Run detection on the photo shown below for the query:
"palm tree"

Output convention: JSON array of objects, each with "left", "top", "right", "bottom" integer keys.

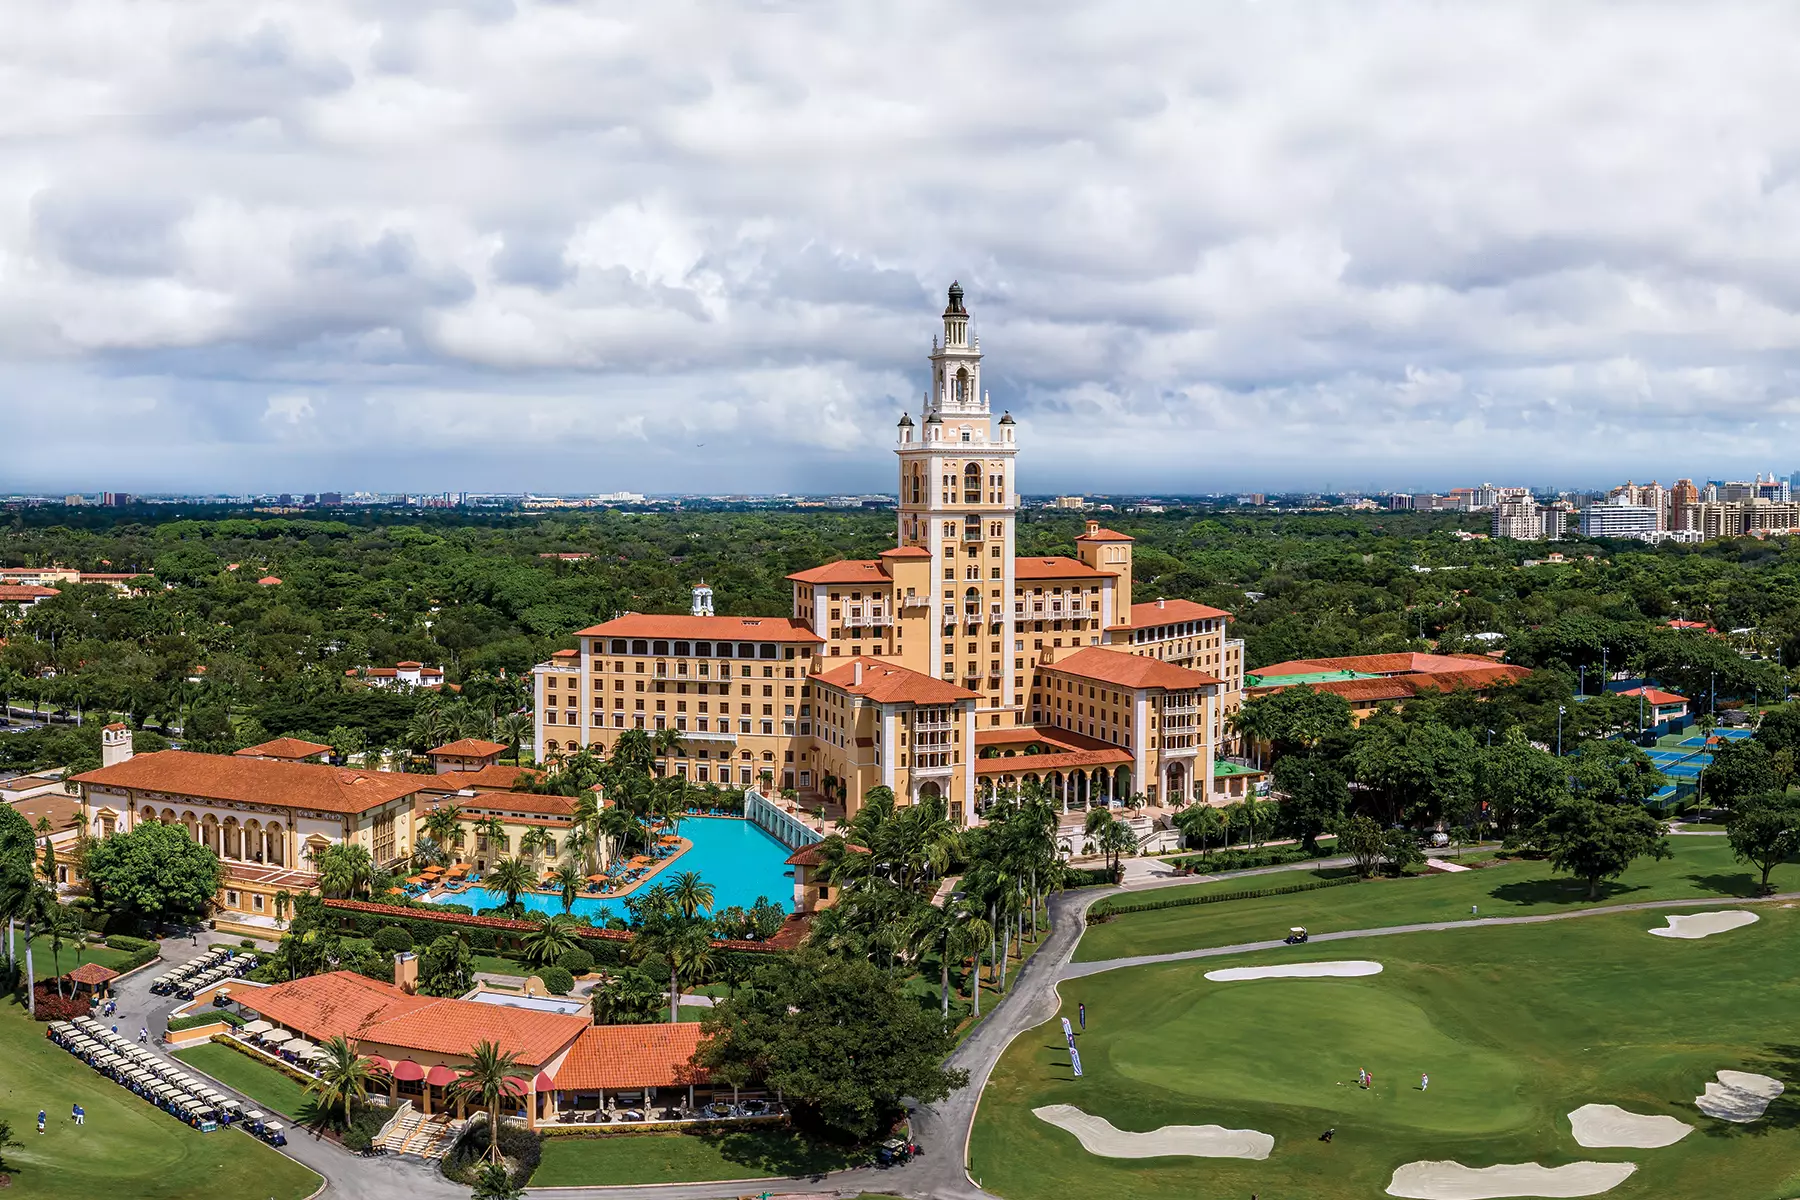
[
  {"left": 518, "top": 826, "right": 552, "bottom": 868},
  {"left": 650, "top": 727, "right": 685, "bottom": 768},
  {"left": 551, "top": 863, "right": 583, "bottom": 915},
  {"left": 44, "top": 903, "right": 82, "bottom": 998},
  {"left": 667, "top": 870, "right": 715, "bottom": 919},
  {"left": 487, "top": 857, "right": 534, "bottom": 911},
  {"left": 496, "top": 711, "right": 534, "bottom": 765},
  {"left": 1174, "top": 804, "right": 1226, "bottom": 857},
  {"left": 273, "top": 888, "right": 294, "bottom": 929},
  {"left": 949, "top": 910, "right": 994, "bottom": 1018},
  {"left": 447, "top": 1040, "right": 528, "bottom": 1165},
  {"left": 312, "top": 843, "right": 376, "bottom": 899},
  {"left": 304, "top": 1035, "right": 376, "bottom": 1131},
  {"left": 520, "top": 913, "right": 582, "bottom": 967},
  {"left": 422, "top": 803, "right": 464, "bottom": 855},
  {"left": 476, "top": 815, "right": 509, "bottom": 858},
  {"left": 471, "top": 1162, "right": 524, "bottom": 1200}
]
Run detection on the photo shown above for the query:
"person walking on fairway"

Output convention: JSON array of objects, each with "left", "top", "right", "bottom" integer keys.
[
  {"left": 1420, "top": 1073, "right": 1429, "bottom": 1091},
  {"left": 37, "top": 1110, "right": 45, "bottom": 1134},
  {"left": 1078, "top": 1002, "right": 1086, "bottom": 1032}
]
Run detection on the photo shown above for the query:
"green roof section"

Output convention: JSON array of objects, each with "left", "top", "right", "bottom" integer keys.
[
  {"left": 1245, "top": 669, "right": 1383, "bottom": 687},
  {"left": 1212, "top": 760, "right": 1264, "bottom": 777}
]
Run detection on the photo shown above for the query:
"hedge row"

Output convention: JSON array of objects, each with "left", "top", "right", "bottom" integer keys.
[
  {"left": 104, "top": 934, "right": 157, "bottom": 953},
  {"left": 1087, "top": 874, "right": 1362, "bottom": 922},
  {"left": 169, "top": 1010, "right": 246, "bottom": 1031}
]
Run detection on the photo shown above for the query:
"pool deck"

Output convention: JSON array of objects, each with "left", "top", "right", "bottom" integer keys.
[{"left": 429, "top": 833, "right": 694, "bottom": 904}]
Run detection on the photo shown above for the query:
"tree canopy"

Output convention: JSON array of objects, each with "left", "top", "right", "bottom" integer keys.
[{"left": 83, "top": 820, "right": 222, "bottom": 924}]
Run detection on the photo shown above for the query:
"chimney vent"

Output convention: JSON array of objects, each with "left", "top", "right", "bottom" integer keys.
[{"left": 853, "top": 660, "right": 864, "bottom": 686}]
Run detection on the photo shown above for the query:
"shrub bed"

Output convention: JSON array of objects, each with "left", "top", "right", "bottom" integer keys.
[
  {"left": 1170, "top": 844, "right": 1333, "bottom": 872},
  {"left": 169, "top": 1010, "right": 246, "bottom": 1031},
  {"left": 104, "top": 934, "right": 157, "bottom": 953},
  {"left": 537, "top": 966, "right": 575, "bottom": 995},
  {"left": 1087, "top": 873, "right": 1361, "bottom": 923},
  {"left": 30, "top": 984, "right": 91, "bottom": 1021},
  {"left": 443, "top": 1120, "right": 543, "bottom": 1187}
]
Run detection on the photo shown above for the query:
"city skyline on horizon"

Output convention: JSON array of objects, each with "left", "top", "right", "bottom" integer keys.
[{"left": 14, "top": 5, "right": 1800, "bottom": 496}]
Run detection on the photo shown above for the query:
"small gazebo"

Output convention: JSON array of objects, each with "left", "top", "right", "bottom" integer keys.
[{"left": 64, "top": 962, "right": 119, "bottom": 997}]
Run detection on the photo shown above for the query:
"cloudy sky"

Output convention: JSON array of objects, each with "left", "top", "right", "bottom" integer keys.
[{"left": 7, "top": 1, "right": 1800, "bottom": 496}]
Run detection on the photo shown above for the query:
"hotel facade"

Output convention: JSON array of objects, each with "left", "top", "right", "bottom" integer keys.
[{"left": 534, "top": 284, "right": 1252, "bottom": 824}]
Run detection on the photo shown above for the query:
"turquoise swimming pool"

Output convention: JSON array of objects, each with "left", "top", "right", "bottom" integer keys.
[{"left": 422, "top": 816, "right": 795, "bottom": 921}]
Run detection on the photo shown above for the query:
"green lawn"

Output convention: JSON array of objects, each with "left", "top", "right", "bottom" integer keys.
[
  {"left": 1075, "top": 839, "right": 1800, "bottom": 961},
  {"left": 172, "top": 1041, "right": 321, "bottom": 1123},
  {"left": 977, "top": 907, "right": 1800, "bottom": 1200},
  {"left": 11, "top": 935, "right": 140, "bottom": 977},
  {"left": 533, "top": 1126, "right": 864, "bottom": 1186},
  {"left": 0, "top": 1001, "right": 320, "bottom": 1200},
  {"left": 473, "top": 954, "right": 527, "bottom": 977}
]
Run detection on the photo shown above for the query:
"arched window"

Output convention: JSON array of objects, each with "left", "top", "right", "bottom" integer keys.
[
  {"left": 963, "top": 462, "right": 981, "bottom": 503},
  {"left": 955, "top": 366, "right": 969, "bottom": 404}
]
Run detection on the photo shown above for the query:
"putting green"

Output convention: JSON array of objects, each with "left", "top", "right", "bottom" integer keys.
[{"left": 973, "top": 908, "right": 1800, "bottom": 1200}]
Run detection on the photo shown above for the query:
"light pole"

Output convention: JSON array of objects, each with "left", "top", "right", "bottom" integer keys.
[{"left": 1557, "top": 706, "right": 1565, "bottom": 757}]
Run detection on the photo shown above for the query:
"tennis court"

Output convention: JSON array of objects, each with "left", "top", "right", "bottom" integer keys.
[
  {"left": 1675, "top": 728, "right": 1753, "bottom": 747},
  {"left": 1646, "top": 746, "right": 1708, "bottom": 779}
]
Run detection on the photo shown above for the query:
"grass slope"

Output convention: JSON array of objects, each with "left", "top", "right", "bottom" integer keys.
[
  {"left": 0, "top": 1001, "right": 320, "bottom": 1200},
  {"left": 1075, "top": 839, "right": 1798, "bottom": 961},
  {"left": 977, "top": 907, "right": 1800, "bottom": 1200},
  {"left": 172, "top": 1041, "right": 320, "bottom": 1123},
  {"left": 533, "top": 1126, "right": 862, "bottom": 1186}
]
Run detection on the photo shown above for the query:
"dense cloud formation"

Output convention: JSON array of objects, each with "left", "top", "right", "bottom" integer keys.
[{"left": 6, "top": 1, "right": 1800, "bottom": 493}]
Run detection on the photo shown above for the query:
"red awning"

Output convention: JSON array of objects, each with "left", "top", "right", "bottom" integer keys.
[
  {"left": 364, "top": 1055, "right": 392, "bottom": 1074},
  {"left": 497, "top": 1075, "right": 528, "bottom": 1097},
  {"left": 534, "top": 1072, "right": 555, "bottom": 1092},
  {"left": 425, "top": 1064, "right": 458, "bottom": 1088},
  {"left": 391, "top": 1059, "right": 425, "bottom": 1082}
]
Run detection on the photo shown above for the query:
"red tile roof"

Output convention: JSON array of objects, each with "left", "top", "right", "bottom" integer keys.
[
  {"left": 1617, "top": 686, "right": 1688, "bottom": 706},
  {"left": 879, "top": 546, "right": 933, "bottom": 559},
  {"left": 1012, "top": 556, "right": 1102, "bottom": 580},
  {"left": 1075, "top": 526, "right": 1133, "bottom": 542},
  {"left": 974, "top": 746, "right": 1133, "bottom": 774},
  {"left": 786, "top": 559, "right": 889, "bottom": 584},
  {"left": 0, "top": 584, "right": 59, "bottom": 601},
  {"left": 553, "top": 1023, "right": 709, "bottom": 1090},
  {"left": 242, "top": 971, "right": 435, "bottom": 1042},
  {"left": 257, "top": 576, "right": 282, "bottom": 586},
  {"left": 420, "top": 791, "right": 575, "bottom": 818},
  {"left": 429, "top": 763, "right": 544, "bottom": 792},
  {"left": 1130, "top": 598, "right": 1232, "bottom": 625},
  {"left": 65, "top": 963, "right": 118, "bottom": 985},
  {"left": 429, "top": 739, "right": 507, "bottom": 759},
  {"left": 1252, "top": 652, "right": 1501, "bottom": 679},
  {"left": 360, "top": 999, "right": 588, "bottom": 1067},
  {"left": 1043, "top": 647, "right": 1221, "bottom": 690},
  {"left": 73, "top": 751, "right": 441, "bottom": 815},
  {"left": 396, "top": 661, "right": 424, "bottom": 669},
  {"left": 575, "top": 613, "right": 824, "bottom": 643},
  {"left": 235, "top": 737, "right": 332, "bottom": 760},
  {"left": 811, "top": 657, "right": 980, "bottom": 705}
]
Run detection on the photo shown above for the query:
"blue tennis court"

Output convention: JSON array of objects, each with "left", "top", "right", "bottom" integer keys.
[
  {"left": 1675, "top": 728, "right": 1753, "bottom": 747},
  {"left": 1661, "top": 762, "right": 1703, "bottom": 778}
]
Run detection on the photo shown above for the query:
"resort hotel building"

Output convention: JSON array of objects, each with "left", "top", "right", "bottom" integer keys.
[{"left": 533, "top": 283, "right": 1260, "bottom": 824}]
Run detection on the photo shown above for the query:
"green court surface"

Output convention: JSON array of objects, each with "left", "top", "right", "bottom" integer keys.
[
  {"left": 0, "top": 1001, "right": 320, "bottom": 1200},
  {"left": 1075, "top": 838, "right": 1799, "bottom": 962},
  {"left": 976, "top": 908, "right": 1800, "bottom": 1200}
]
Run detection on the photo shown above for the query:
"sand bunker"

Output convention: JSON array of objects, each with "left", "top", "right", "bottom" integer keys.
[
  {"left": 1649, "top": 910, "right": 1759, "bottom": 939},
  {"left": 1031, "top": 1104, "right": 1273, "bottom": 1160},
  {"left": 1694, "top": 1070, "right": 1784, "bottom": 1122},
  {"left": 1386, "top": 1160, "right": 1637, "bottom": 1199},
  {"left": 1567, "top": 1103, "right": 1693, "bottom": 1148},
  {"left": 1203, "top": 960, "right": 1383, "bottom": 982}
]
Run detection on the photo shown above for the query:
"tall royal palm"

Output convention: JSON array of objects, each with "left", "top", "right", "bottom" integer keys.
[
  {"left": 304, "top": 1035, "right": 376, "bottom": 1131},
  {"left": 551, "top": 862, "right": 583, "bottom": 914},
  {"left": 448, "top": 1040, "right": 528, "bottom": 1165},
  {"left": 422, "top": 803, "right": 465, "bottom": 855},
  {"left": 496, "top": 711, "right": 534, "bottom": 765}
]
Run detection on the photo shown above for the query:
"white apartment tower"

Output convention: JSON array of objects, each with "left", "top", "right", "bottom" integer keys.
[{"left": 894, "top": 281, "right": 1021, "bottom": 721}]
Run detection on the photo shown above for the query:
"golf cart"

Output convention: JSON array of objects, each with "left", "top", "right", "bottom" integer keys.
[
  {"left": 1285, "top": 926, "right": 1309, "bottom": 945},
  {"left": 875, "top": 1137, "right": 916, "bottom": 1167}
]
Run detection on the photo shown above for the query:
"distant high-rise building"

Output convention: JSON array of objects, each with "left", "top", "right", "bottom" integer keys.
[
  {"left": 1580, "top": 502, "right": 1658, "bottom": 540},
  {"left": 319, "top": 492, "right": 343, "bottom": 506},
  {"left": 277, "top": 493, "right": 293, "bottom": 506},
  {"left": 101, "top": 492, "right": 130, "bottom": 507},
  {"left": 1670, "top": 479, "right": 1698, "bottom": 530}
]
